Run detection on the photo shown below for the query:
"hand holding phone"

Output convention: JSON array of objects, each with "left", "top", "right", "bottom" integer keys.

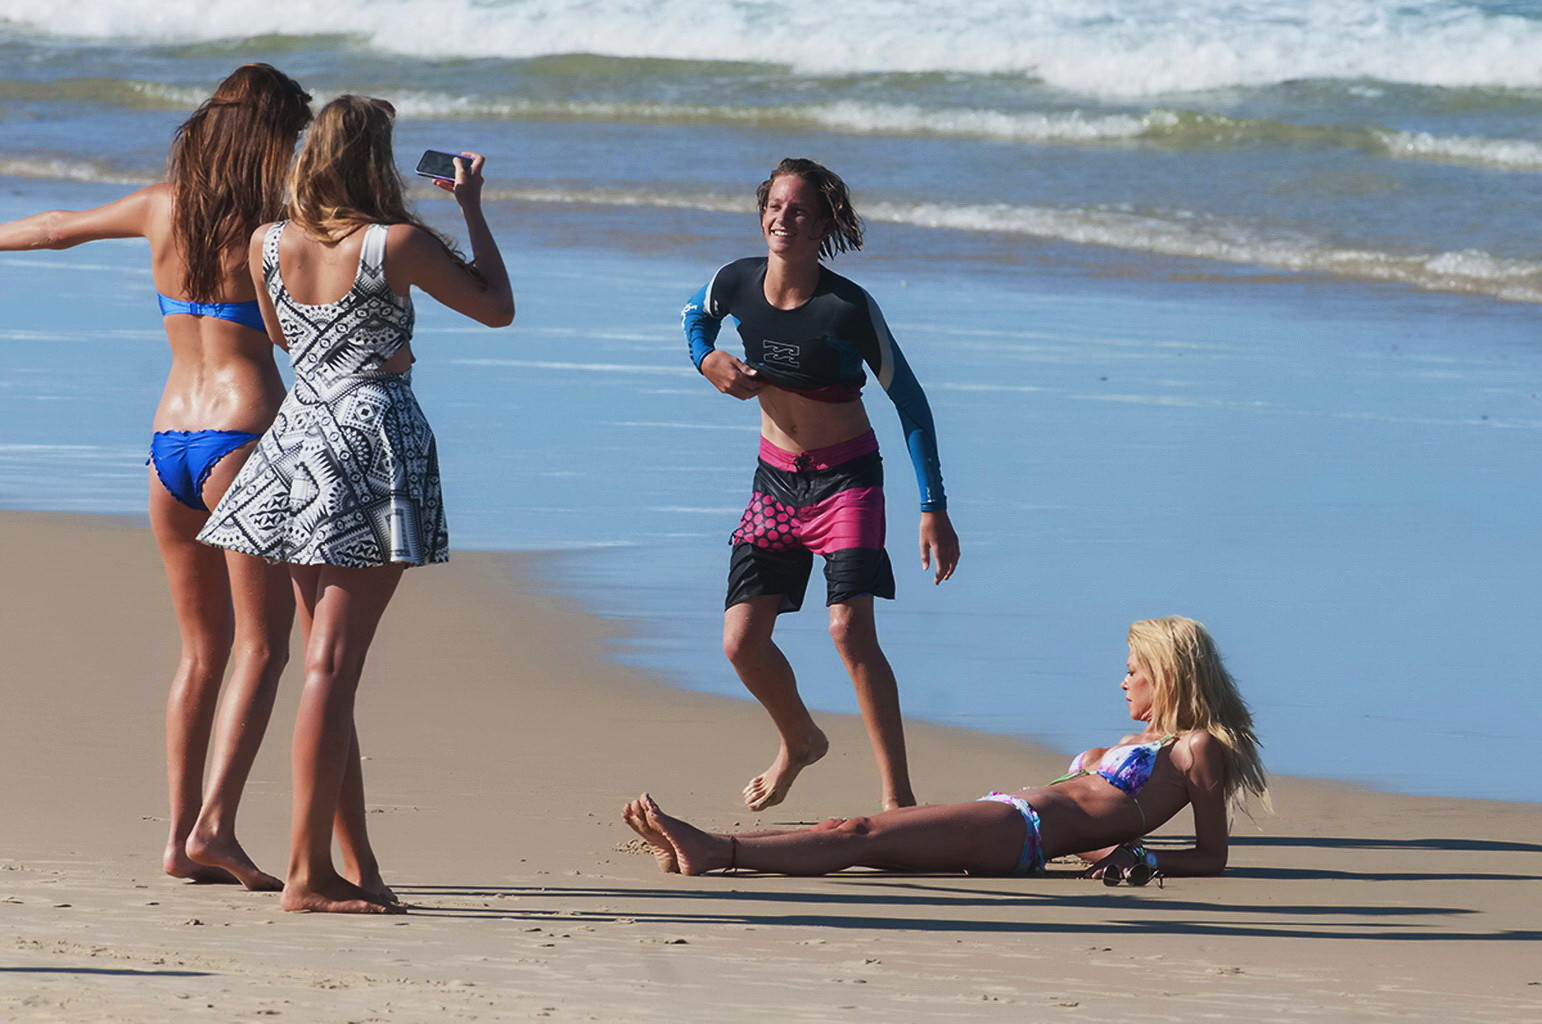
[
  {"left": 417, "top": 150, "right": 487, "bottom": 206},
  {"left": 415, "top": 149, "right": 466, "bottom": 182}
]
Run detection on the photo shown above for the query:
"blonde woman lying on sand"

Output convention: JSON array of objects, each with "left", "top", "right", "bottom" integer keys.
[{"left": 624, "top": 616, "right": 1266, "bottom": 881}]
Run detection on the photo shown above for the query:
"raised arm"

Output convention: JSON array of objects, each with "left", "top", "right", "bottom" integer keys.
[
  {"left": 0, "top": 184, "right": 160, "bottom": 251},
  {"left": 390, "top": 153, "right": 514, "bottom": 328}
]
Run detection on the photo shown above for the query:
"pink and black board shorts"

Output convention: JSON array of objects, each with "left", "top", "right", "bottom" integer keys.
[{"left": 726, "top": 429, "right": 895, "bottom": 613}]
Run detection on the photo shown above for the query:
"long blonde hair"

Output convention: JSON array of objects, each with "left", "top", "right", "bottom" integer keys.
[
  {"left": 286, "top": 95, "right": 475, "bottom": 276},
  {"left": 1128, "top": 616, "right": 1268, "bottom": 811}
]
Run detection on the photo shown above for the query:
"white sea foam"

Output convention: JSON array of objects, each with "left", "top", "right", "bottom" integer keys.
[
  {"left": 1374, "top": 130, "right": 1542, "bottom": 170},
  {"left": 0, "top": 156, "right": 154, "bottom": 186},
  {"left": 3, "top": 152, "right": 1535, "bottom": 302},
  {"left": 2, "top": 0, "right": 1540, "bottom": 96},
  {"left": 12, "top": 79, "right": 1542, "bottom": 171},
  {"left": 394, "top": 92, "right": 1542, "bottom": 171},
  {"left": 489, "top": 185, "right": 1542, "bottom": 303}
]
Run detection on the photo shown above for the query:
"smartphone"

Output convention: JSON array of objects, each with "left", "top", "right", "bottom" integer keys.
[{"left": 415, "top": 149, "right": 465, "bottom": 181}]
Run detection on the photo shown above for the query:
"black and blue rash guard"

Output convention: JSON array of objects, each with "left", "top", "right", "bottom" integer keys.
[{"left": 682, "top": 257, "right": 947, "bottom": 512}]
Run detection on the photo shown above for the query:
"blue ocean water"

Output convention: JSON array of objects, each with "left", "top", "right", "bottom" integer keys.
[{"left": 1, "top": 0, "right": 1539, "bottom": 800}]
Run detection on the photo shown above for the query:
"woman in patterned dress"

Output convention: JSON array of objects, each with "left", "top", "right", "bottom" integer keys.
[{"left": 199, "top": 95, "right": 514, "bottom": 913}]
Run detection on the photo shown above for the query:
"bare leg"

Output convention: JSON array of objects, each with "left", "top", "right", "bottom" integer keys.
[
  {"left": 334, "top": 726, "right": 396, "bottom": 902},
  {"left": 289, "top": 569, "right": 391, "bottom": 901},
  {"left": 634, "top": 795, "right": 1023, "bottom": 877},
  {"left": 281, "top": 564, "right": 405, "bottom": 915},
  {"left": 724, "top": 596, "right": 829, "bottom": 811},
  {"left": 148, "top": 479, "right": 237, "bottom": 884},
  {"left": 829, "top": 598, "right": 915, "bottom": 810},
  {"left": 186, "top": 546, "right": 291, "bottom": 891}
]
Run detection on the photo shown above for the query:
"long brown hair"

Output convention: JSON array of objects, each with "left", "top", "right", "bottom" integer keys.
[
  {"left": 169, "top": 63, "right": 312, "bottom": 302},
  {"left": 1127, "top": 616, "right": 1269, "bottom": 813},
  {"left": 756, "top": 157, "right": 865, "bottom": 260},
  {"left": 287, "top": 95, "right": 474, "bottom": 275}
]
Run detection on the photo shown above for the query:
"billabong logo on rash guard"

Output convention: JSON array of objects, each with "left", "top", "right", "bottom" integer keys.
[{"left": 761, "top": 340, "right": 799, "bottom": 367}]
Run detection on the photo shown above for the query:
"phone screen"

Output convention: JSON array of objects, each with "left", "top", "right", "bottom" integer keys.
[{"left": 415, "top": 150, "right": 463, "bottom": 181}]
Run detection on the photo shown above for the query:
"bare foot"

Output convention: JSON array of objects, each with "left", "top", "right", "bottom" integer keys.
[
  {"left": 349, "top": 869, "right": 399, "bottom": 905},
  {"left": 622, "top": 797, "right": 679, "bottom": 873},
  {"left": 164, "top": 841, "right": 237, "bottom": 885},
  {"left": 641, "top": 795, "right": 731, "bottom": 877},
  {"left": 743, "top": 727, "right": 829, "bottom": 811},
  {"left": 281, "top": 874, "right": 403, "bottom": 915},
  {"left": 185, "top": 831, "right": 282, "bottom": 892},
  {"left": 881, "top": 793, "right": 917, "bottom": 812}
]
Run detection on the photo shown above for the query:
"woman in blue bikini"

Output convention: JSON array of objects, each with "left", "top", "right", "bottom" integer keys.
[
  {"left": 0, "top": 65, "right": 360, "bottom": 891},
  {"left": 624, "top": 616, "right": 1268, "bottom": 881}
]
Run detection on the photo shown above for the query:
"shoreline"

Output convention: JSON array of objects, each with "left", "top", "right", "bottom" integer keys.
[
  {"left": 33, "top": 506, "right": 1538, "bottom": 810},
  {"left": 2, "top": 509, "right": 1537, "bottom": 1021}
]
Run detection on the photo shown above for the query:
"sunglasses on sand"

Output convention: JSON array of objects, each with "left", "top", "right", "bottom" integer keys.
[{"left": 1103, "top": 844, "right": 1161, "bottom": 888}]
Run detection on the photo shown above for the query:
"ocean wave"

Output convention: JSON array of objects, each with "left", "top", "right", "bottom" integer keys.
[
  {"left": 487, "top": 185, "right": 1542, "bottom": 303},
  {"left": 3, "top": 154, "right": 1535, "bottom": 302},
  {"left": 11, "top": 79, "right": 1540, "bottom": 172},
  {"left": 2, "top": 0, "right": 1540, "bottom": 96},
  {"left": 0, "top": 155, "right": 155, "bottom": 186},
  {"left": 397, "top": 93, "right": 1542, "bottom": 171}
]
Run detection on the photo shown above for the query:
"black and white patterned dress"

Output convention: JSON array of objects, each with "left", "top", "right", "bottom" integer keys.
[{"left": 198, "top": 222, "right": 448, "bottom": 568}]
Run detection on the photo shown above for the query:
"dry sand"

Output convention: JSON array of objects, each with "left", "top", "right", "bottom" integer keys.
[{"left": 1, "top": 511, "right": 1537, "bottom": 1022}]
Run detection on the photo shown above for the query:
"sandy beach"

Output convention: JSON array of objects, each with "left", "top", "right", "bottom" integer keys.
[{"left": 1, "top": 509, "right": 1536, "bottom": 1022}]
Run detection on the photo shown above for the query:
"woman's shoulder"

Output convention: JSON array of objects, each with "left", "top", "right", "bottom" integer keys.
[
  {"left": 384, "top": 222, "right": 447, "bottom": 259},
  {"left": 1171, "top": 730, "right": 1228, "bottom": 777},
  {"left": 247, "top": 220, "right": 285, "bottom": 254},
  {"left": 141, "top": 181, "right": 175, "bottom": 205},
  {"left": 121, "top": 182, "right": 174, "bottom": 225}
]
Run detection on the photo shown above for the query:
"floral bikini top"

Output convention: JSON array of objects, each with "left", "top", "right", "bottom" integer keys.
[{"left": 1053, "top": 734, "right": 1177, "bottom": 796}]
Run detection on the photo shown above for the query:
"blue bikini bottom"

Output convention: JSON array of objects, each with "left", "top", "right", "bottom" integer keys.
[{"left": 148, "top": 429, "right": 262, "bottom": 512}]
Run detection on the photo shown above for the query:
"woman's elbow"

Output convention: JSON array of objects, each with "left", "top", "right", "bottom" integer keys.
[
  {"left": 33, "top": 211, "right": 74, "bottom": 250},
  {"left": 1197, "top": 850, "right": 1228, "bottom": 876},
  {"left": 478, "top": 300, "right": 515, "bottom": 328}
]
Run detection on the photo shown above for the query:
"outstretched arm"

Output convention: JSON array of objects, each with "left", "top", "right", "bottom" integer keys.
[
  {"left": 0, "top": 185, "right": 159, "bottom": 251},
  {"left": 1083, "top": 732, "right": 1232, "bottom": 878}
]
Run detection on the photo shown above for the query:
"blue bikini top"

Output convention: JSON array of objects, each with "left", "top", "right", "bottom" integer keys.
[
  {"left": 158, "top": 293, "right": 266, "bottom": 333},
  {"left": 1054, "top": 734, "right": 1177, "bottom": 797}
]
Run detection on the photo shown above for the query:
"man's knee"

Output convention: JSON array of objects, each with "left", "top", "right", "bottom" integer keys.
[
  {"left": 723, "top": 629, "right": 771, "bottom": 666},
  {"left": 827, "top": 609, "right": 878, "bottom": 656}
]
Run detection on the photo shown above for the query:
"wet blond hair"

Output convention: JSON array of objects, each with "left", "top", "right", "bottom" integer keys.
[{"left": 1128, "top": 616, "right": 1268, "bottom": 812}]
